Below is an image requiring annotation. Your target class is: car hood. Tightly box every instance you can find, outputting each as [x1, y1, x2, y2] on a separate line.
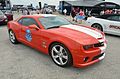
[48, 24, 103, 45]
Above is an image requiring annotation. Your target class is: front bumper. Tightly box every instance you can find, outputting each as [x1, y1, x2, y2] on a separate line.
[72, 39, 107, 68]
[74, 53, 105, 67]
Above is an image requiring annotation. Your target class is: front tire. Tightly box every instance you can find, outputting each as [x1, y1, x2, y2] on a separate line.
[92, 23, 103, 31]
[50, 43, 73, 67]
[9, 30, 19, 44]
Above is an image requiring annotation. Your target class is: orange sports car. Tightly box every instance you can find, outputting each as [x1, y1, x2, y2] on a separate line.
[7, 14, 107, 68]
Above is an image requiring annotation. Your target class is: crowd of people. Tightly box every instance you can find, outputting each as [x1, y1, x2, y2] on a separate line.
[100, 9, 120, 15]
[20, 7, 53, 15]
[70, 7, 85, 23]
[69, 7, 120, 23]
[19, 7, 120, 24]
[20, 9, 41, 15]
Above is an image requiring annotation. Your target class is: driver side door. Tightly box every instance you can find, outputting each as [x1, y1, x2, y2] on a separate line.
[106, 15, 120, 35]
[19, 17, 41, 48]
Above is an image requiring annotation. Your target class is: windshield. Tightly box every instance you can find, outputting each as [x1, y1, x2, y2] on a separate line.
[38, 16, 71, 29]
[0, 10, 4, 15]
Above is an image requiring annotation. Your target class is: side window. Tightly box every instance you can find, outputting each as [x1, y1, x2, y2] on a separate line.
[22, 18, 31, 26]
[107, 16, 112, 20]
[107, 16, 119, 21]
[18, 18, 39, 27]
[18, 19, 23, 24]
[97, 15, 110, 19]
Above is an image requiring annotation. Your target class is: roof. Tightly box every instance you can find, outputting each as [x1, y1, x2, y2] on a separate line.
[66, 0, 104, 7]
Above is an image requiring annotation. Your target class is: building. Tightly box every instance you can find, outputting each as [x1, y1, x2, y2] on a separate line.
[59, 0, 120, 15]
[9, 0, 61, 10]
[0, 0, 11, 10]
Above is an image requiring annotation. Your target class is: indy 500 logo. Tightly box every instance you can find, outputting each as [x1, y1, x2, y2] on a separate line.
[25, 29, 32, 42]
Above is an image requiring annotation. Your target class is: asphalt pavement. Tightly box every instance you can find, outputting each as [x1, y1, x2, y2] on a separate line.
[0, 13, 120, 79]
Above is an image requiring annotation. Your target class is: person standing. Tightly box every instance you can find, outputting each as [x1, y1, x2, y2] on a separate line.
[74, 7, 80, 22]
[22, 9, 30, 15]
[76, 9, 85, 23]
[63, 9, 67, 15]
[71, 7, 76, 21]
[22, 9, 27, 15]
[105, 10, 110, 14]
[100, 10, 105, 15]
[36, 9, 40, 14]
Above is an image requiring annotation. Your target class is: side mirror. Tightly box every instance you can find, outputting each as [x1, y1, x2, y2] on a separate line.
[29, 24, 39, 30]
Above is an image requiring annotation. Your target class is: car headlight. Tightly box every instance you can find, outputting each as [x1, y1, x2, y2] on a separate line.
[83, 45, 93, 50]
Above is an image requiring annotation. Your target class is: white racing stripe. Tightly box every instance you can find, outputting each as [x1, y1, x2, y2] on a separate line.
[61, 25, 103, 39]
[61, 25, 107, 61]
[61, 25, 106, 60]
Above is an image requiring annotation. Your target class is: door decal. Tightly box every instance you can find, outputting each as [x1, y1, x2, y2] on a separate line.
[25, 29, 32, 42]
[109, 25, 120, 30]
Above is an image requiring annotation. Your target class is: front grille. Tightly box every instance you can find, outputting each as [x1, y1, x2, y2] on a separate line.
[92, 53, 104, 61]
[94, 42, 104, 47]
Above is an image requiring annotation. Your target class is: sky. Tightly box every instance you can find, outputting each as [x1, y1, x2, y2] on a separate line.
[10, 0, 120, 7]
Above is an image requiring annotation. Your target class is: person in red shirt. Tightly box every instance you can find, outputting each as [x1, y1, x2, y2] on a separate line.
[105, 10, 110, 14]
[79, 9, 84, 16]
[75, 9, 85, 23]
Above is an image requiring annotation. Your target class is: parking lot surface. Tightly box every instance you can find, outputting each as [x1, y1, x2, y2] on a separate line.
[0, 16, 120, 79]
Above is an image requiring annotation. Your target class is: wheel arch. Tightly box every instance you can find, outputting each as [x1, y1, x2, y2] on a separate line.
[8, 29, 19, 44]
[91, 21, 107, 32]
[91, 23, 104, 31]
[48, 41, 73, 66]
[8, 29, 16, 36]
[48, 38, 80, 56]
[8, 29, 12, 32]
[48, 41, 69, 55]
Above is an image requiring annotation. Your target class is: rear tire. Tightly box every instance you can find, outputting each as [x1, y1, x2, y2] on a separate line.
[92, 23, 103, 31]
[9, 30, 19, 44]
[49, 43, 73, 67]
